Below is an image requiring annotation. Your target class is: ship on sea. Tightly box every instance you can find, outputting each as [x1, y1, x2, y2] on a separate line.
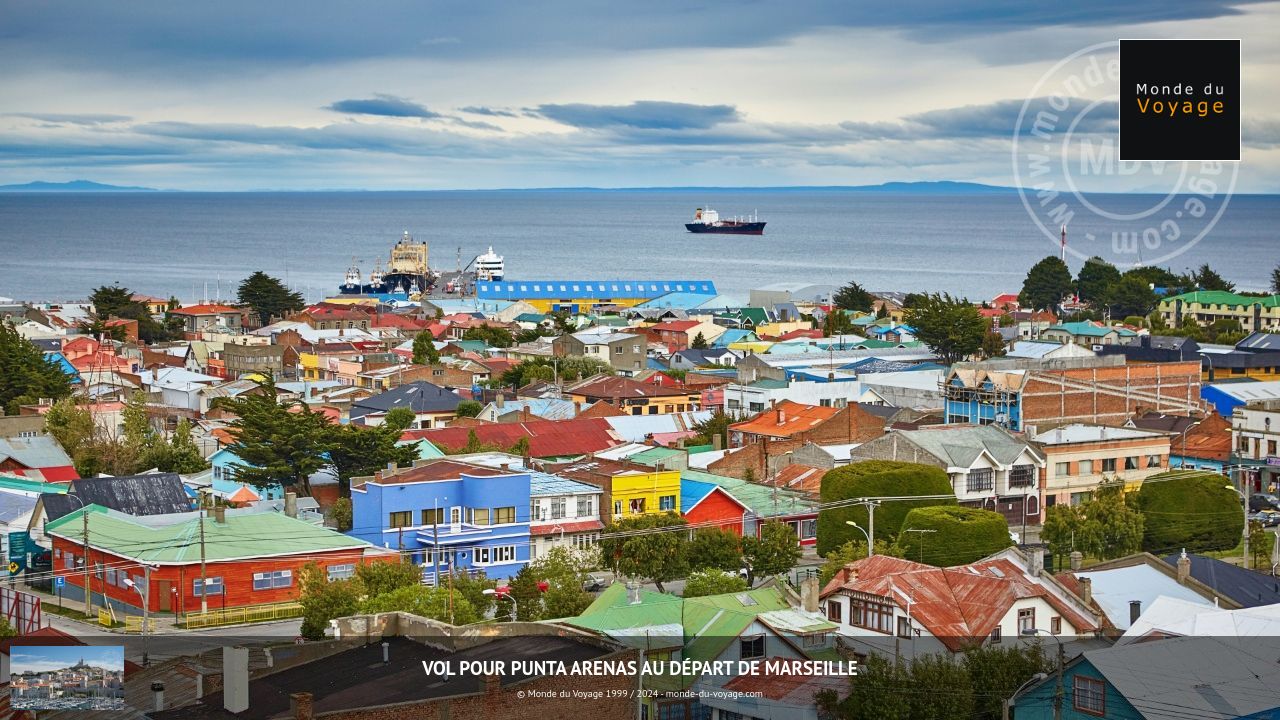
[338, 231, 438, 296]
[473, 246, 504, 282]
[685, 207, 766, 235]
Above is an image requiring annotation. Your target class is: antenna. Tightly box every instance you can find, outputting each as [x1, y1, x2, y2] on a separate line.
[1060, 225, 1067, 263]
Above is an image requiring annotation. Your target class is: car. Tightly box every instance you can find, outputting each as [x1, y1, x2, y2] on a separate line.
[1248, 510, 1280, 527]
[1249, 494, 1280, 512]
[582, 575, 605, 592]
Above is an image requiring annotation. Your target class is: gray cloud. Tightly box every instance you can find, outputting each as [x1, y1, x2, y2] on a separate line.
[533, 101, 739, 130]
[460, 106, 519, 118]
[326, 94, 442, 118]
[6, 112, 132, 125]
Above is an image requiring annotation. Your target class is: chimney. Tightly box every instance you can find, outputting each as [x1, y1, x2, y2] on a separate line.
[522, 406, 532, 422]
[713, 434, 723, 451]
[800, 576, 819, 613]
[151, 682, 165, 712]
[496, 393, 505, 409]
[284, 492, 297, 519]
[1029, 547, 1044, 577]
[382, 641, 390, 664]
[214, 505, 226, 524]
[776, 408, 785, 425]
[1176, 549, 1191, 584]
[1129, 600, 1142, 625]
[770, 398, 777, 409]
[223, 646, 249, 714]
[1079, 577, 1092, 606]
[290, 692, 314, 720]
[499, 462, 510, 471]
[627, 581, 642, 605]
[1069, 551, 1083, 571]
[574, 401, 582, 417]
[387, 461, 398, 473]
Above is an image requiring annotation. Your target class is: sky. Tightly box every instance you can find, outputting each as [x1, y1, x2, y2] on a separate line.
[8, 646, 124, 674]
[1, 1, 1278, 191]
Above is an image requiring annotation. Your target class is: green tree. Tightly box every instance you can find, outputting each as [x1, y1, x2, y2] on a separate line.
[1135, 471, 1243, 553]
[447, 570, 498, 617]
[43, 398, 101, 476]
[455, 399, 482, 418]
[361, 585, 480, 624]
[236, 271, 304, 326]
[524, 545, 596, 620]
[817, 462, 956, 556]
[599, 513, 689, 592]
[1019, 256, 1074, 311]
[691, 331, 708, 349]
[298, 562, 362, 640]
[164, 419, 209, 472]
[86, 285, 178, 343]
[834, 281, 874, 312]
[331, 497, 353, 532]
[742, 521, 801, 585]
[823, 310, 857, 338]
[412, 332, 439, 365]
[499, 356, 614, 388]
[1272, 263, 1280, 293]
[682, 569, 748, 598]
[1191, 263, 1235, 292]
[1076, 256, 1121, 307]
[902, 293, 986, 364]
[1248, 520, 1270, 570]
[964, 644, 1054, 720]
[1109, 274, 1159, 318]
[0, 322, 73, 414]
[354, 559, 423, 599]
[326, 422, 418, 494]
[894, 506, 1014, 566]
[0, 617, 15, 639]
[686, 528, 743, 572]
[1042, 481, 1143, 562]
[383, 406, 417, 431]
[980, 330, 1006, 359]
[461, 324, 514, 348]
[214, 376, 334, 495]
[689, 411, 732, 447]
[818, 539, 899, 585]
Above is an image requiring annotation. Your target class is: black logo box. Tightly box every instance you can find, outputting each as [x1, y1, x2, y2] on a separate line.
[1119, 39, 1240, 161]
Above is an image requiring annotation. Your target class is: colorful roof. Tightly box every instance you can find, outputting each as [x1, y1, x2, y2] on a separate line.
[227, 484, 261, 503]
[530, 519, 604, 536]
[1160, 290, 1280, 308]
[681, 469, 816, 517]
[478, 280, 716, 300]
[403, 417, 621, 457]
[172, 303, 241, 315]
[729, 400, 840, 438]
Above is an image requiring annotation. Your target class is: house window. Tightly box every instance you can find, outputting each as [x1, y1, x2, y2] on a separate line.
[1078, 460, 1094, 475]
[550, 497, 566, 519]
[739, 635, 764, 659]
[422, 508, 444, 526]
[253, 570, 292, 590]
[897, 616, 913, 638]
[629, 498, 646, 514]
[802, 633, 826, 648]
[493, 506, 516, 524]
[659, 495, 677, 511]
[105, 568, 117, 586]
[389, 511, 412, 528]
[614, 501, 623, 516]
[1124, 456, 1139, 470]
[193, 577, 225, 596]
[1146, 455, 1162, 468]
[1055, 462, 1071, 476]
[800, 519, 817, 539]
[851, 598, 895, 633]
[327, 564, 355, 581]
[470, 508, 490, 526]
[1051, 616, 1062, 635]
[577, 496, 593, 516]
[475, 545, 517, 565]
[1018, 608, 1035, 634]
[826, 601, 843, 623]
[990, 625, 1002, 643]
[1101, 458, 1116, 473]
[614, 346, 623, 354]
[966, 468, 994, 493]
[1073, 676, 1106, 715]
[531, 501, 544, 522]
[1009, 464, 1035, 488]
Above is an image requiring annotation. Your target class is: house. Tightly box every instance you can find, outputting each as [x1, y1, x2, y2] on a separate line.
[221, 343, 291, 379]
[725, 400, 886, 479]
[46, 505, 393, 615]
[681, 478, 750, 535]
[650, 319, 726, 352]
[550, 458, 682, 520]
[669, 347, 742, 370]
[347, 460, 532, 581]
[0, 435, 78, 482]
[28, 473, 195, 546]
[170, 304, 243, 334]
[1230, 397, 1280, 492]
[207, 448, 286, 502]
[289, 302, 372, 330]
[1031, 424, 1171, 517]
[696, 663, 848, 720]
[1057, 552, 1239, 633]
[475, 396, 581, 422]
[602, 410, 712, 443]
[404, 416, 622, 458]
[560, 582, 837, 720]
[848, 425, 1045, 528]
[1157, 289, 1280, 332]
[1006, 339, 1097, 360]
[348, 381, 460, 428]
[682, 469, 819, 546]
[565, 375, 701, 415]
[713, 328, 760, 347]
[1126, 410, 1231, 471]
[1013, 635, 1280, 720]
[820, 550, 1101, 658]
[552, 328, 646, 374]
[1119, 593, 1280, 644]
[1040, 321, 1138, 348]
[1158, 551, 1280, 608]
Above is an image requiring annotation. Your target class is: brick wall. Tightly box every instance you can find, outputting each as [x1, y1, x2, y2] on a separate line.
[1021, 361, 1203, 431]
[725, 404, 887, 478]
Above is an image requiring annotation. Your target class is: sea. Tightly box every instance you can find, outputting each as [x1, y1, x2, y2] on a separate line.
[0, 190, 1275, 304]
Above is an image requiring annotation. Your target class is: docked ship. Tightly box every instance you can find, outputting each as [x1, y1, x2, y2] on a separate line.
[338, 231, 438, 295]
[473, 246, 505, 282]
[685, 207, 766, 235]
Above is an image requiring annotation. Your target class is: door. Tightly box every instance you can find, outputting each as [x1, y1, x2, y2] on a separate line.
[157, 580, 173, 612]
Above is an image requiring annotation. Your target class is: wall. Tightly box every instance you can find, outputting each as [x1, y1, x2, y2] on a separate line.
[683, 487, 746, 535]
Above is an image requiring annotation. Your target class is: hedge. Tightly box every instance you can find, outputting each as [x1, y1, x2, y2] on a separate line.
[895, 506, 1013, 566]
[1133, 470, 1244, 554]
[817, 461, 955, 556]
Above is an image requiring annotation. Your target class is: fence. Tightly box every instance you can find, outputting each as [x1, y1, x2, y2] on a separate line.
[0, 586, 41, 634]
[182, 601, 303, 629]
[124, 616, 157, 633]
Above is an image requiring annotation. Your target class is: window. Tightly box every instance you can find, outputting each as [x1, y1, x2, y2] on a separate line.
[531, 501, 544, 522]
[193, 577, 225, 596]
[1018, 608, 1035, 634]
[802, 633, 826, 648]
[990, 625, 1002, 643]
[493, 506, 515, 524]
[1051, 616, 1062, 635]
[1055, 462, 1071, 476]
[1078, 460, 1094, 475]
[614, 501, 623, 516]
[851, 599, 895, 633]
[1146, 455, 1162, 468]
[421, 508, 444, 526]
[800, 519, 817, 539]
[470, 508, 490, 526]
[253, 570, 292, 590]
[966, 468, 994, 493]
[739, 635, 764, 659]
[1073, 676, 1106, 715]
[659, 495, 676, 511]
[614, 346, 623, 354]
[105, 568, 117, 586]
[897, 616, 913, 638]
[827, 601, 843, 623]
[550, 497, 566, 520]
[389, 511, 412, 528]
[1124, 456, 1139, 470]
[577, 496, 593, 516]
[327, 564, 355, 581]
[1009, 464, 1036, 488]
[1101, 458, 1116, 473]
[629, 498, 646, 514]
[64, 553, 75, 570]
[475, 545, 517, 565]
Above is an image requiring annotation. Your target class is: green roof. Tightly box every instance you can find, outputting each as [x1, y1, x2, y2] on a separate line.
[448, 340, 490, 352]
[399, 438, 446, 460]
[0, 475, 67, 494]
[626, 447, 686, 465]
[681, 469, 817, 516]
[514, 313, 547, 323]
[46, 506, 378, 564]
[1046, 321, 1135, 337]
[684, 444, 715, 455]
[1160, 290, 1280, 309]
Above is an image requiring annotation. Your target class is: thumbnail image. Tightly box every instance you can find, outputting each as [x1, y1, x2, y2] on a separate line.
[7, 645, 126, 711]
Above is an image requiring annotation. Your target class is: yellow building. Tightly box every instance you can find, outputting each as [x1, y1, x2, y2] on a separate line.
[558, 460, 683, 520]
[1158, 291, 1280, 332]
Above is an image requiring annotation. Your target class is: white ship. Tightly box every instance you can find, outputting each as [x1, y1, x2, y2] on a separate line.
[474, 246, 505, 282]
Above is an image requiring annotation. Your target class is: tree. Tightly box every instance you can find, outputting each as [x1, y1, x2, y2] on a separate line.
[461, 324, 514, 348]
[455, 399, 482, 418]
[354, 559, 422, 599]
[298, 562, 362, 640]
[691, 331, 708, 349]
[1042, 480, 1143, 563]
[599, 513, 689, 592]
[163, 419, 209, 472]
[0, 322, 73, 414]
[361, 585, 480, 624]
[980, 330, 1006, 359]
[690, 410, 732, 446]
[326, 422, 418, 495]
[817, 462, 956, 556]
[1272, 263, 1280, 293]
[823, 310, 857, 338]
[1018, 256, 1074, 311]
[331, 497, 353, 531]
[215, 376, 334, 495]
[1191, 263, 1235, 292]
[741, 521, 801, 585]
[1076, 256, 1122, 306]
[448, 570, 498, 618]
[834, 281, 874, 312]
[894, 506, 1014, 566]
[86, 284, 180, 343]
[902, 293, 986, 365]
[509, 545, 595, 620]
[499, 356, 613, 388]
[682, 569, 748, 598]
[1134, 471, 1242, 554]
[44, 399, 102, 477]
[819, 539, 899, 585]
[0, 617, 14, 639]
[412, 332, 439, 365]
[237, 271, 304, 326]
[1108, 273, 1159, 318]
[1248, 520, 1270, 570]
[686, 528, 743, 572]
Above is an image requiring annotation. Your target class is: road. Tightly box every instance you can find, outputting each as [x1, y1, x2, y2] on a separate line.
[40, 610, 302, 665]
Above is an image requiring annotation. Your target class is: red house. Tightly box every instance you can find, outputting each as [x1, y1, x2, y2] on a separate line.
[681, 478, 749, 535]
[46, 506, 395, 616]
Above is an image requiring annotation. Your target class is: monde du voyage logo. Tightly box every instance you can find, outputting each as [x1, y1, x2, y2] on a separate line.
[1120, 39, 1241, 161]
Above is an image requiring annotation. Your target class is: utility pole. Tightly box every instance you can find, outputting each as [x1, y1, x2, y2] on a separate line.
[854, 499, 881, 556]
[199, 513, 208, 614]
[82, 508, 92, 618]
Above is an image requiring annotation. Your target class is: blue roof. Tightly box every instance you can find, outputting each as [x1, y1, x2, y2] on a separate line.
[633, 291, 723, 310]
[530, 471, 603, 496]
[713, 329, 758, 346]
[477, 280, 716, 300]
[680, 479, 719, 512]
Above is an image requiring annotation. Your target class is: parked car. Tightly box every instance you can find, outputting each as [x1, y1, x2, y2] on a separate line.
[582, 575, 605, 592]
[1249, 493, 1280, 512]
[1248, 510, 1280, 528]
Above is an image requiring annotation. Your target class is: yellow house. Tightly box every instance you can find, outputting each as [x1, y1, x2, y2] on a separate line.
[728, 340, 775, 354]
[1158, 290, 1280, 332]
[557, 460, 682, 520]
[756, 320, 811, 338]
[297, 351, 322, 381]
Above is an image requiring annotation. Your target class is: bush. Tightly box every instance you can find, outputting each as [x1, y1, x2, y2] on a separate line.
[895, 506, 1014, 567]
[683, 569, 748, 598]
[816, 461, 956, 556]
[1134, 470, 1244, 554]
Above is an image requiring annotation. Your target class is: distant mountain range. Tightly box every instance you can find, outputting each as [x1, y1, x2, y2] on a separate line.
[0, 180, 159, 192]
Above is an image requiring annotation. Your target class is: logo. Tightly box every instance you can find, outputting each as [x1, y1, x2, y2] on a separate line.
[1012, 41, 1237, 267]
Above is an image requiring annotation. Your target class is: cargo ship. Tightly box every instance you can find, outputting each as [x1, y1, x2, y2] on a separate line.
[685, 207, 766, 235]
[338, 231, 439, 295]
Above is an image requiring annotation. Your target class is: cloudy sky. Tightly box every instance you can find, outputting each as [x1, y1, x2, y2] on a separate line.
[9, 646, 124, 674]
[2, 1, 1278, 191]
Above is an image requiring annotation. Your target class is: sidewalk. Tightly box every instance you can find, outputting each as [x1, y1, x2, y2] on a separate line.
[20, 582, 181, 633]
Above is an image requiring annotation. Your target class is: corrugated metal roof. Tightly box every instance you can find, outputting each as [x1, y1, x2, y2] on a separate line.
[603, 411, 713, 442]
[404, 417, 621, 457]
[1032, 423, 1167, 445]
[0, 436, 74, 470]
[479, 280, 716, 300]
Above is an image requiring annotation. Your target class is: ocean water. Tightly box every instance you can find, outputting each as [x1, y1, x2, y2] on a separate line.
[0, 190, 1275, 304]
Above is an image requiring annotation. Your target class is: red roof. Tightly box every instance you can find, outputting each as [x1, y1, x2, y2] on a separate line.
[769, 464, 826, 494]
[571, 375, 690, 399]
[650, 320, 700, 332]
[370, 313, 428, 330]
[15, 466, 80, 482]
[722, 658, 848, 703]
[775, 328, 824, 341]
[172, 303, 241, 316]
[366, 460, 506, 485]
[304, 303, 373, 320]
[530, 519, 604, 536]
[403, 418, 622, 458]
[730, 400, 840, 438]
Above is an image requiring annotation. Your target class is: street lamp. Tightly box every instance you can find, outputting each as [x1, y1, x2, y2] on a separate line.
[1004, 672, 1048, 720]
[1225, 485, 1250, 568]
[1021, 628, 1064, 720]
[845, 521, 872, 558]
[121, 567, 153, 667]
[482, 588, 517, 622]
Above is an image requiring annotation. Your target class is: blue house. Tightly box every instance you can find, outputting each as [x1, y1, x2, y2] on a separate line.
[348, 459, 531, 581]
[208, 447, 285, 501]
